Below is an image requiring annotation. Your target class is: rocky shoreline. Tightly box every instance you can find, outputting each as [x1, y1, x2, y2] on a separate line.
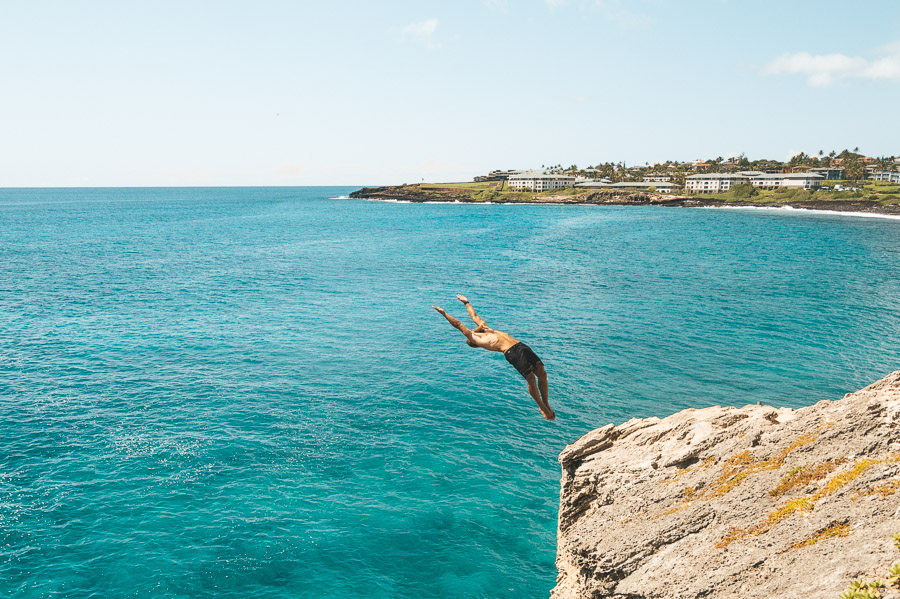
[349, 185, 900, 216]
[553, 371, 900, 599]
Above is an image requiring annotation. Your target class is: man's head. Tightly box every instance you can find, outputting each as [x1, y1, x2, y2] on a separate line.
[466, 339, 478, 348]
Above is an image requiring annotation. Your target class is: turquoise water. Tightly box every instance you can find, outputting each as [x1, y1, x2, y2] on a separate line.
[2, 187, 900, 598]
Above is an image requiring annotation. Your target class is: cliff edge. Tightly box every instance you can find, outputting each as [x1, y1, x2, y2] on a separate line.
[554, 371, 900, 598]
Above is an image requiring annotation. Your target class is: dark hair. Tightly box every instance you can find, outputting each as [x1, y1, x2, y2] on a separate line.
[466, 339, 477, 348]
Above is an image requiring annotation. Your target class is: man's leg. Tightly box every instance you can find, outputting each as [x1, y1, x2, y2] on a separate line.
[535, 363, 552, 416]
[525, 373, 555, 420]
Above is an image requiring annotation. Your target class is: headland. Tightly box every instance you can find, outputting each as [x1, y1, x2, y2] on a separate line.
[349, 183, 900, 216]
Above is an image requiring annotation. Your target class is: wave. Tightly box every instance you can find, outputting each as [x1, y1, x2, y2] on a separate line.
[703, 204, 900, 221]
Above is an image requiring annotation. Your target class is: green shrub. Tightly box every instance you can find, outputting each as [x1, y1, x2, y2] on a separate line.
[730, 183, 758, 199]
[840, 579, 885, 599]
[888, 562, 900, 587]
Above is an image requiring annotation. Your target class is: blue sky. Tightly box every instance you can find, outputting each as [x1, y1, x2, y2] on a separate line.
[1, 1, 899, 186]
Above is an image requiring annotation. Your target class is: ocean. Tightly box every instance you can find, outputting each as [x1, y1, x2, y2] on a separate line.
[2, 187, 899, 598]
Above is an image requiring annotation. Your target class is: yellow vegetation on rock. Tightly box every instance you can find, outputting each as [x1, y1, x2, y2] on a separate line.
[787, 521, 851, 550]
[855, 478, 900, 500]
[700, 431, 819, 500]
[717, 455, 900, 548]
[769, 458, 848, 497]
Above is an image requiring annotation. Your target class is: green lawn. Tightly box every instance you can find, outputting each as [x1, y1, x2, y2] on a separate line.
[697, 180, 900, 205]
[422, 181, 503, 191]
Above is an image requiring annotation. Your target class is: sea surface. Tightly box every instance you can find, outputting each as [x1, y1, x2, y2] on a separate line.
[2, 187, 900, 598]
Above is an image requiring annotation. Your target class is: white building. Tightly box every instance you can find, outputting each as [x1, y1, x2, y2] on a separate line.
[577, 181, 680, 193]
[684, 173, 749, 193]
[642, 175, 672, 183]
[869, 170, 900, 183]
[750, 173, 824, 190]
[507, 171, 576, 192]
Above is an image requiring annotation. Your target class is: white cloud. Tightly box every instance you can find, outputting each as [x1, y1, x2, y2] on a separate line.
[402, 18, 440, 49]
[763, 43, 900, 87]
[545, 0, 567, 7]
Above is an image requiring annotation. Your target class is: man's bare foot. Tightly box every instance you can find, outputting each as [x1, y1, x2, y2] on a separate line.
[456, 294, 469, 304]
[542, 409, 556, 421]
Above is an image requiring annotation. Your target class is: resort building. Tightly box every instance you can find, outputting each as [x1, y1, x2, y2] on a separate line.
[473, 169, 521, 182]
[750, 173, 824, 190]
[684, 173, 749, 193]
[576, 181, 680, 193]
[808, 167, 845, 180]
[507, 171, 576, 192]
[642, 175, 672, 183]
[868, 170, 900, 183]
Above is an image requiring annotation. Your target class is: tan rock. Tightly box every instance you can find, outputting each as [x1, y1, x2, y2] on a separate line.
[554, 371, 900, 599]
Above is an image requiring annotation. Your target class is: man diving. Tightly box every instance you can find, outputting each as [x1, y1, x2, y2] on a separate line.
[433, 295, 555, 420]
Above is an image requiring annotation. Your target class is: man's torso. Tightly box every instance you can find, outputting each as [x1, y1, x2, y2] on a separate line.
[471, 327, 518, 352]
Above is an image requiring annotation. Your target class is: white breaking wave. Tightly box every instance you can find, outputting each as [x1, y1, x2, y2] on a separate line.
[702, 205, 900, 221]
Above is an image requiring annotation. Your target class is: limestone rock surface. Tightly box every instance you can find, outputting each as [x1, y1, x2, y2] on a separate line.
[554, 371, 900, 599]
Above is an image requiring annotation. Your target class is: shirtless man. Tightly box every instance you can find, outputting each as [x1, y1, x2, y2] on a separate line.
[433, 295, 555, 420]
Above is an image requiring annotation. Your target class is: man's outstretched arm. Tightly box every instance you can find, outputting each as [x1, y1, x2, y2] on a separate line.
[433, 306, 475, 341]
[456, 294, 486, 328]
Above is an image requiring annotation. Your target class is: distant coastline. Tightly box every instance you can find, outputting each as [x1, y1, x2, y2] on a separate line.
[349, 184, 900, 216]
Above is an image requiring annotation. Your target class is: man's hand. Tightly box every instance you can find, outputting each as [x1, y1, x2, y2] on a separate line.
[456, 294, 469, 304]
[432, 306, 446, 315]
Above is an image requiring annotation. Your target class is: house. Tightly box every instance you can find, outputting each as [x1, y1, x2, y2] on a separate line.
[749, 173, 824, 190]
[684, 173, 749, 193]
[643, 175, 672, 183]
[508, 171, 576, 192]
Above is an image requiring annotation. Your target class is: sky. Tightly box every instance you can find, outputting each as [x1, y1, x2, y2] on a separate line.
[1, 1, 899, 187]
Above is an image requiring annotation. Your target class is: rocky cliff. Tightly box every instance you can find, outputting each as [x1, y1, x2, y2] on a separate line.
[554, 371, 900, 599]
[350, 185, 900, 215]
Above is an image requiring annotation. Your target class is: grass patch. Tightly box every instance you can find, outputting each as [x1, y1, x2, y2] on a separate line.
[422, 181, 499, 191]
[692, 179, 900, 204]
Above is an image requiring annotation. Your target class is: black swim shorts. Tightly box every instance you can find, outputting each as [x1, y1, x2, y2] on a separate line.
[503, 342, 542, 377]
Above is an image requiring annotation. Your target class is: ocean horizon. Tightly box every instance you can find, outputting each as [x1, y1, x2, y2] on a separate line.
[3, 186, 900, 598]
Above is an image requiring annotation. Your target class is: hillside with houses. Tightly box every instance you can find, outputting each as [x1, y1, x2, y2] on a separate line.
[476, 149, 900, 194]
[351, 149, 900, 215]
